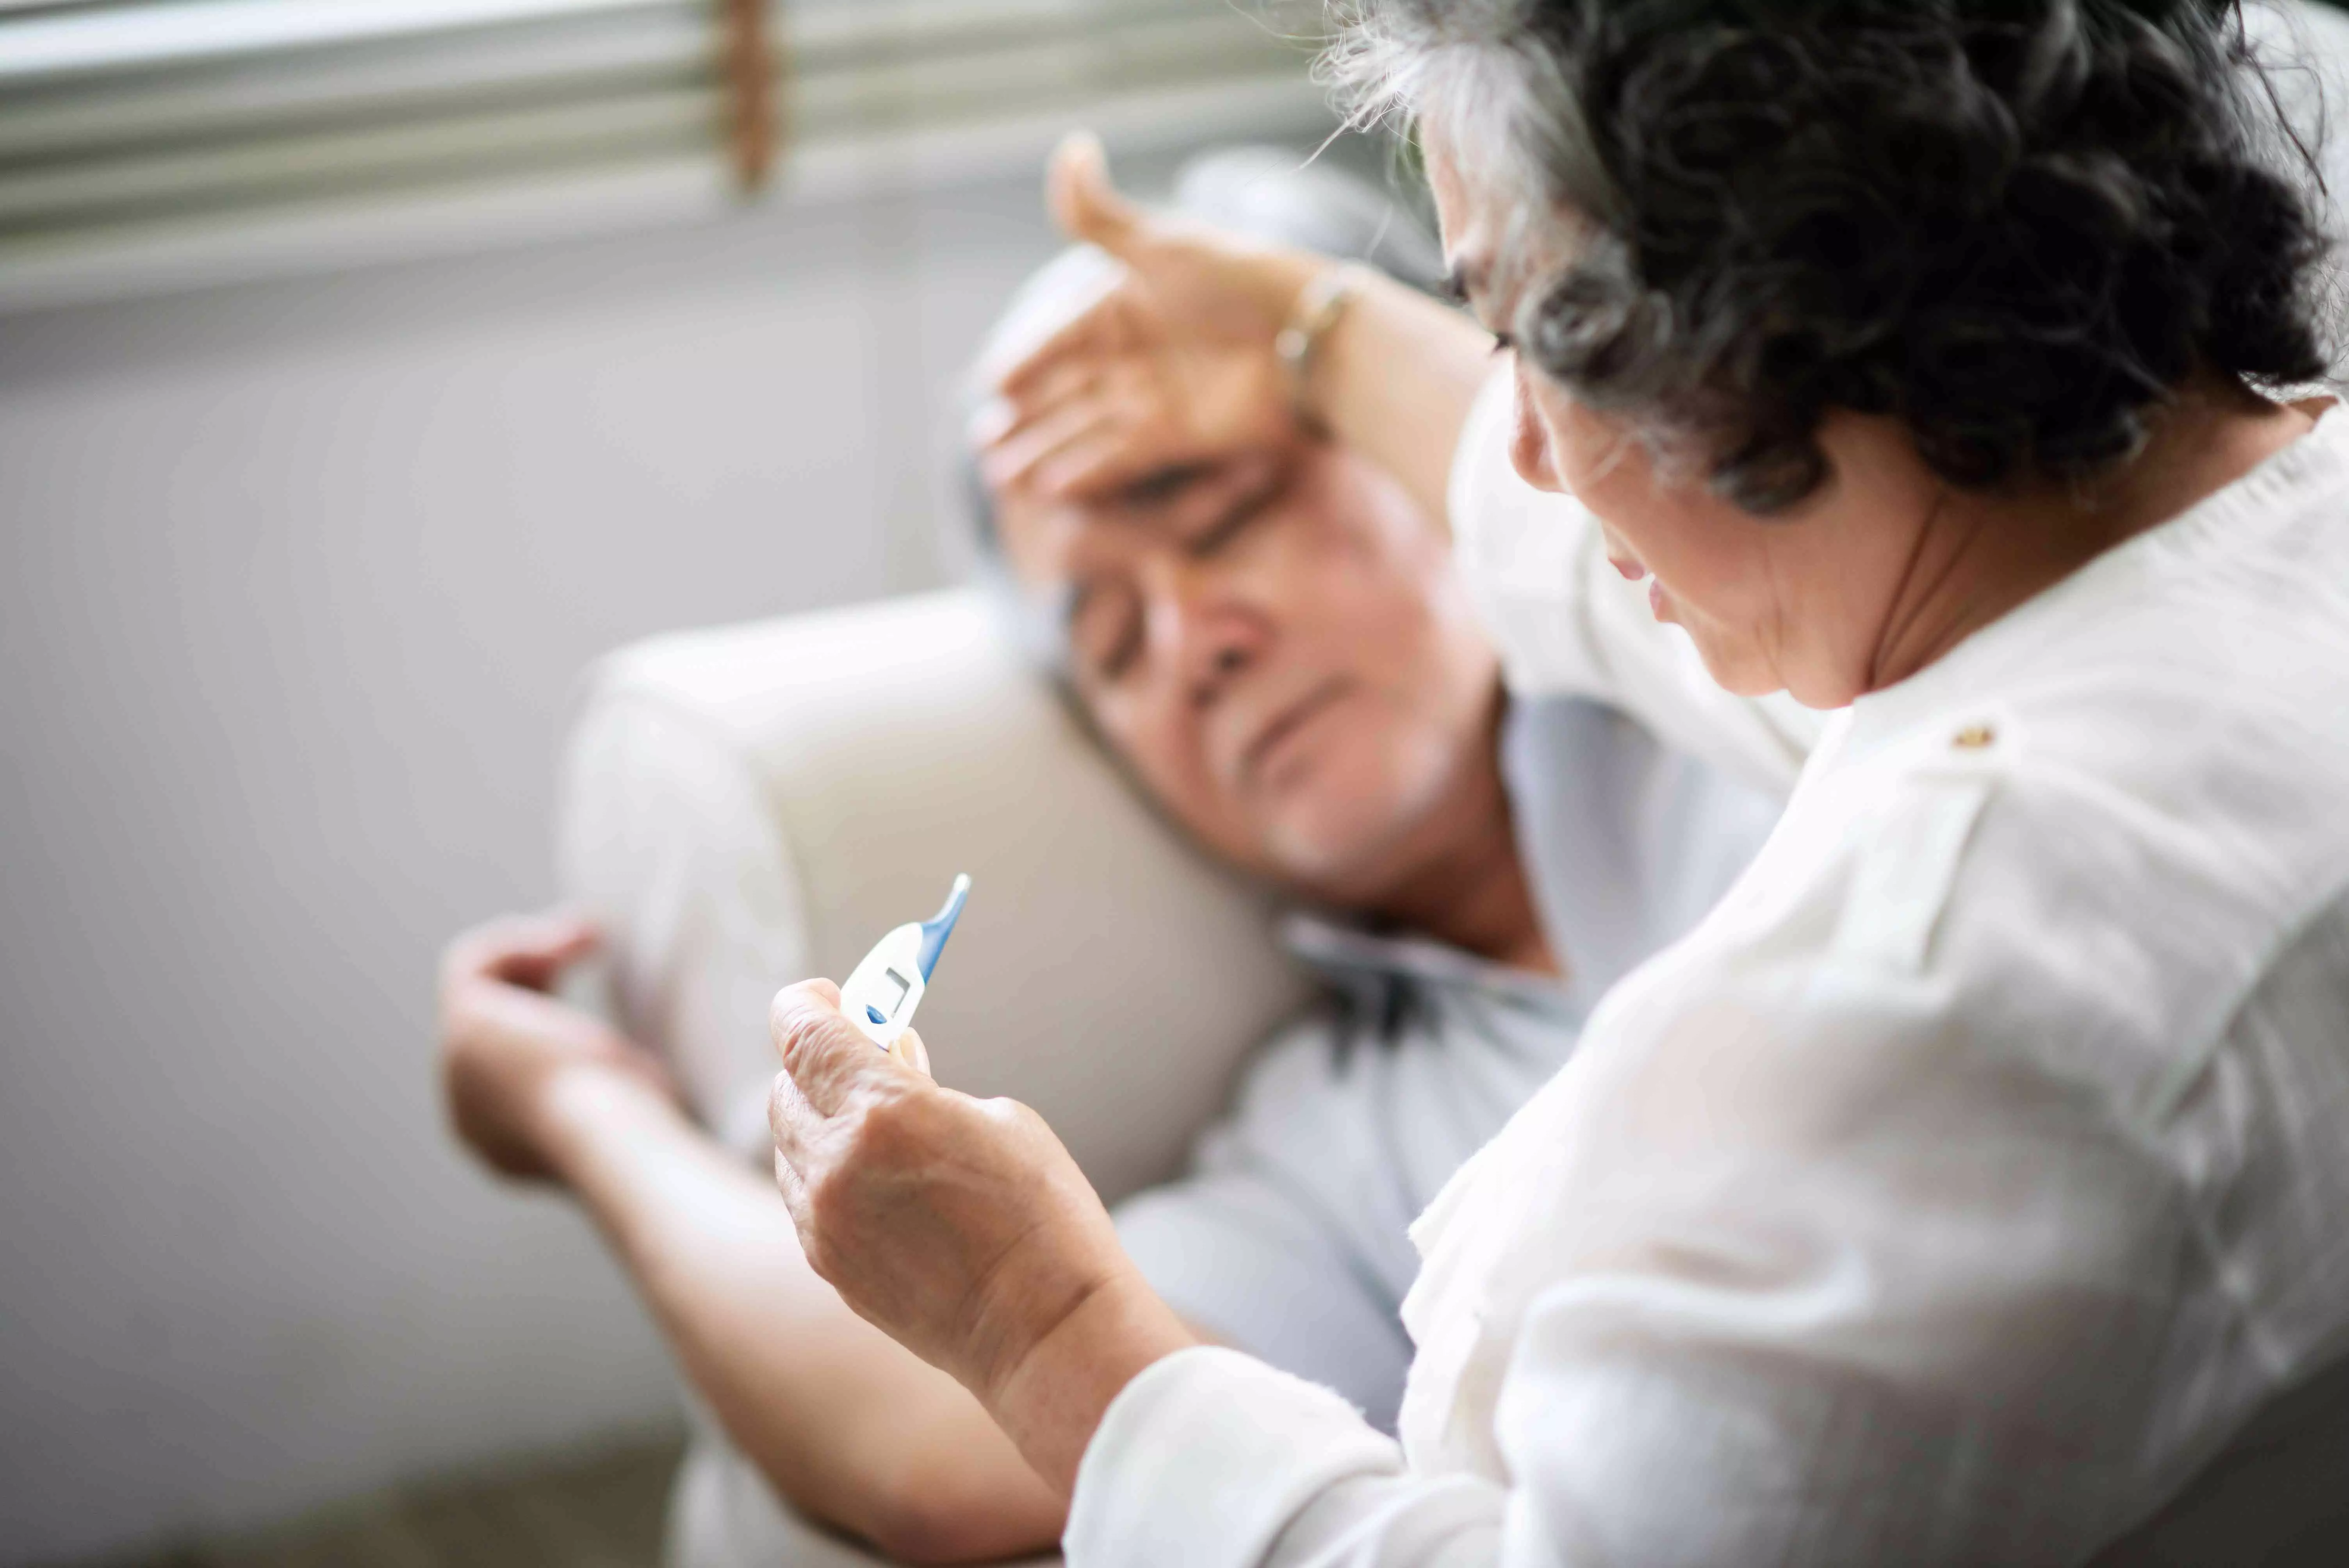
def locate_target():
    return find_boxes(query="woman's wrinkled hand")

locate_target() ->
[971,131,1327,503]
[767,980,1191,1488]
[437,911,677,1182]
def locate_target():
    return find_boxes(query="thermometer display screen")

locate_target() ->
[880,969,912,1017]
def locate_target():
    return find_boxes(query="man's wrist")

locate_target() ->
[985,1271,1196,1497]
[1245,246,1330,338]
[1275,263,1371,436]
[535,1059,690,1187]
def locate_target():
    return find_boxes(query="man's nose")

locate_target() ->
[1152,574,1262,706]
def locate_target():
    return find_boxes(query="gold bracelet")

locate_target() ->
[1274,263,1367,435]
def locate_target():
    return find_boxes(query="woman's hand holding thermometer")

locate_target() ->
[839,873,970,1059]
[768,927,1196,1496]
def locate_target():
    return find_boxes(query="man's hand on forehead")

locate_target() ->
[973,136,1319,507]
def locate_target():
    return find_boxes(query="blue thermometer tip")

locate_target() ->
[916,873,971,981]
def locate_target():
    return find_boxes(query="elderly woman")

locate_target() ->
[764,2,2349,1564]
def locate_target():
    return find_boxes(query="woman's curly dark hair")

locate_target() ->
[1331,0,2333,512]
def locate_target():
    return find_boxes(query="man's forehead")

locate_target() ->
[996,468,1191,545]
[990,469,1184,585]
[1003,455,1258,529]
[992,453,1284,583]
[989,483,1088,578]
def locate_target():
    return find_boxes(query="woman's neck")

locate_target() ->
[1862,381,2316,697]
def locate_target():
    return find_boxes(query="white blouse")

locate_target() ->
[1063,371,2349,1567]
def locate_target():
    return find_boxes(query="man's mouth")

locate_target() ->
[1237,677,1352,790]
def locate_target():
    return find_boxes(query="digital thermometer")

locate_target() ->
[840,874,970,1051]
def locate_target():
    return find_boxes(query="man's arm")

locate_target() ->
[540,1071,1068,1563]
[980,133,1492,533]
[440,919,1065,1564]
[1300,268,1494,533]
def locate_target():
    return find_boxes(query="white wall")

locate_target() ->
[0,154,1217,1565]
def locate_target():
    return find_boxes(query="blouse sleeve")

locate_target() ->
[1065,950,2189,1568]
[1066,766,2200,1568]
[1446,366,1827,796]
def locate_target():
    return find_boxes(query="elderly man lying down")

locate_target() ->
[435,151,1783,1568]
